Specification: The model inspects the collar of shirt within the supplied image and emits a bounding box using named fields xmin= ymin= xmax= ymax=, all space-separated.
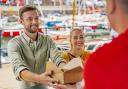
xmin=22 ymin=32 xmax=41 ymax=46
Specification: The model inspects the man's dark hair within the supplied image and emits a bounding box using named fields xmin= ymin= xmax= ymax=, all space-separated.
xmin=19 ymin=5 xmax=40 ymax=18
xmin=118 ymin=0 xmax=128 ymax=13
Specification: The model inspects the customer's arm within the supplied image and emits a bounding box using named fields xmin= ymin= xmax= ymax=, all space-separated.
xmin=7 ymin=39 xmax=57 ymax=86
xmin=48 ymin=37 xmax=66 ymax=66
xmin=20 ymin=69 xmax=57 ymax=86
xmin=7 ymin=39 xmax=29 ymax=80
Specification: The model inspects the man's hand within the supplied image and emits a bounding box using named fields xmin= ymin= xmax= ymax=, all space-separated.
xmin=37 ymin=71 xmax=58 ymax=86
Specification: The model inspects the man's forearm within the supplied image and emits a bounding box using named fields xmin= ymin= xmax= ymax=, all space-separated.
xmin=20 ymin=69 xmax=40 ymax=83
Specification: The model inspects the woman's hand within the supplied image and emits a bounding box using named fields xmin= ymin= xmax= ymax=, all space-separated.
xmin=53 ymin=84 xmax=77 ymax=89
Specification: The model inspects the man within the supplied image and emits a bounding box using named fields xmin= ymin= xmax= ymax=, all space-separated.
xmin=7 ymin=5 xmax=65 ymax=89
xmin=84 ymin=0 xmax=128 ymax=89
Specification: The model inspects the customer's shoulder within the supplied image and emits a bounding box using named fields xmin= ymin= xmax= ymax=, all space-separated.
xmin=61 ymin=51 xmax=70 ymax=62
xmin=93 ymin=43 xmax=110 ymax=53
xmin=39 ymin=33 xmax=49 ymax=38
xmin=7 ymin=35 xmax=23 ymax=48
xmin=8 ymin=35 xmax=21 ymax=43
xmin=39 ymin=33 xmax=52 ymax=40
xmin=88 ymin=42 xmax=112 ymax=61
xmin=61 ymin=51 xmax=68 ymax=56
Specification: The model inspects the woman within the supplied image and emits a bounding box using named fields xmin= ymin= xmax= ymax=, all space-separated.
xmin=62 ymin=28 xmax=90 ymax=63
xmin=56 ymin=28 xmax=90 ymax=89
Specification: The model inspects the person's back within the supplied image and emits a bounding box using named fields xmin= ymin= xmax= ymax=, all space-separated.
xmin=84 ymin=0 xmax=128 ymax=89
xmin=84 ymin=30 xmax=128 ymax=89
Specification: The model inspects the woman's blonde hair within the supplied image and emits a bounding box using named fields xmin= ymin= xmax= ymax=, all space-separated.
xmin=70 ymin=28 xmax=84 ymax=38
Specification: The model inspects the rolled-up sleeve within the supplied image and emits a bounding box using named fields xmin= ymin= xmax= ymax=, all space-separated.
xmin=48 ymin=37 xmax=65 ymax=66
xmin=7 ymin=39 xmax=29 ymax=80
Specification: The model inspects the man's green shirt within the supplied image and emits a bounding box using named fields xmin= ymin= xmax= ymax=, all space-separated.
xmin=7 ymin=32 xmax=63 ymax=88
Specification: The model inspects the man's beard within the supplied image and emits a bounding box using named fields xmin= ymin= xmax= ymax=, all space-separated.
xmin=29 ymin=28 xmax=37 ymax=33
xmin=26 ymin=25 xmax=38 ymax=33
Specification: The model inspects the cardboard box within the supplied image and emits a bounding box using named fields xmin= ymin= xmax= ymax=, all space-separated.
xmin=46 ymin=58 xmax=83 ymax=84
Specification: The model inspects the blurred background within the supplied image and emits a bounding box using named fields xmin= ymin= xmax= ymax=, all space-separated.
xmin=0 ymin=0 xmax=117 ymax=88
